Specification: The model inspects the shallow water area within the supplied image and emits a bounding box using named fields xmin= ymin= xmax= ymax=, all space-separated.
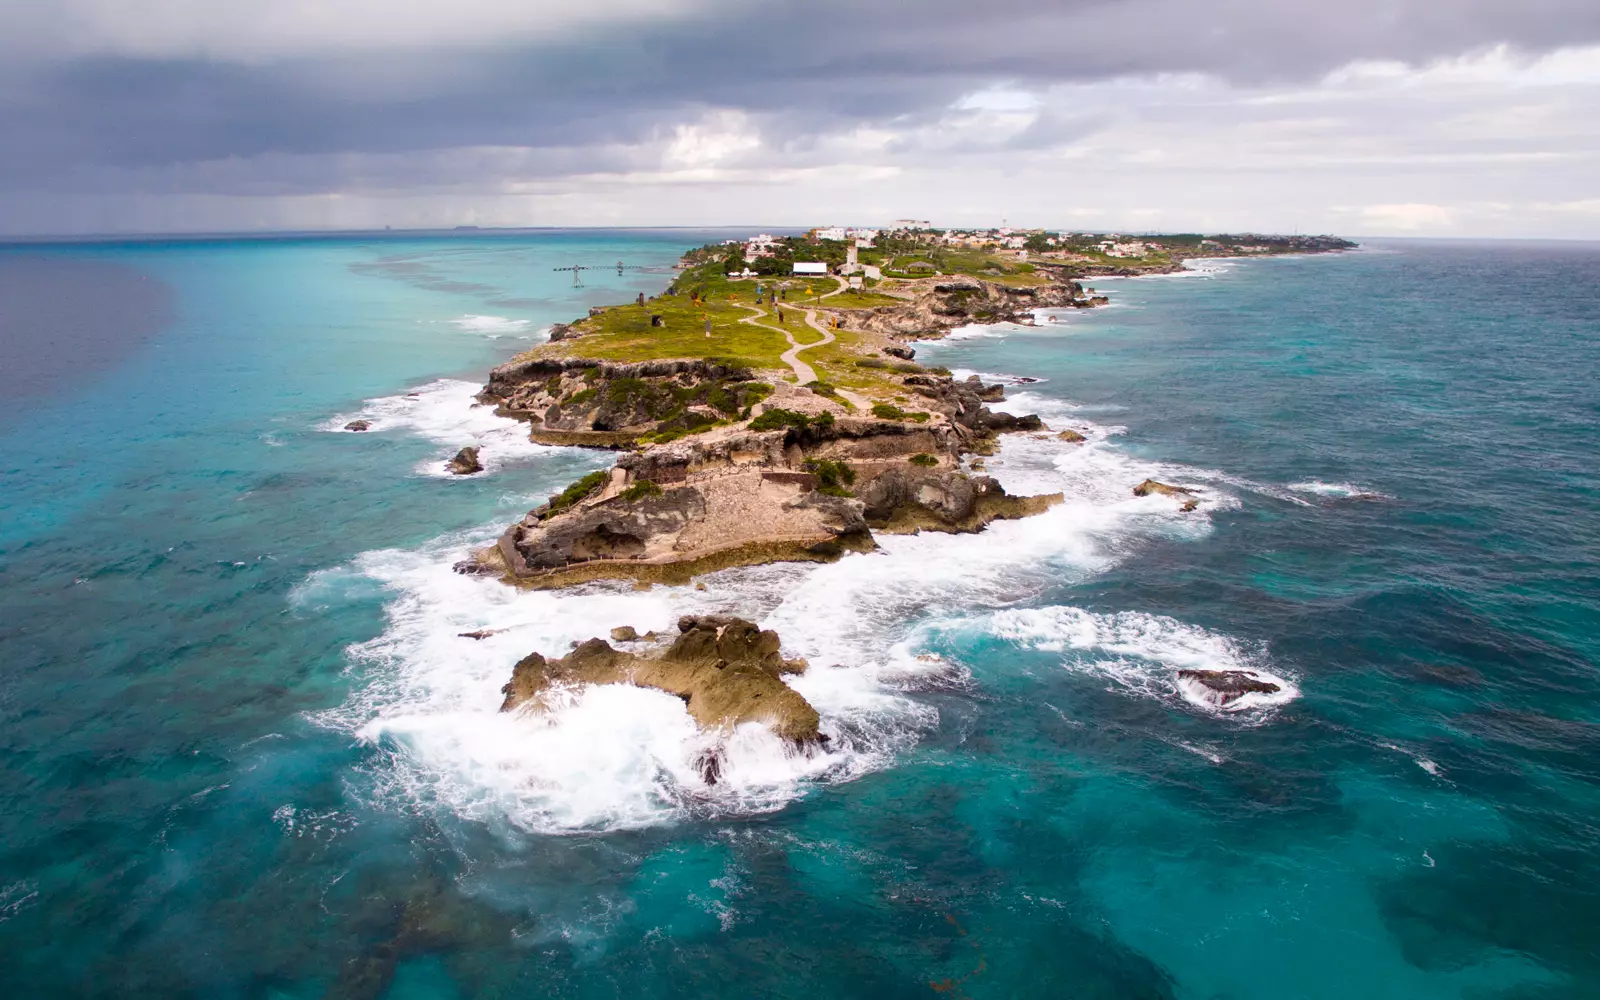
xmin=3 ymin=234 xmax=1600 ymax=998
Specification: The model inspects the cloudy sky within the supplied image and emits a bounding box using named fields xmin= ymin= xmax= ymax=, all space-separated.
xmin=2 ymin=0 xmax=1598 ymax=238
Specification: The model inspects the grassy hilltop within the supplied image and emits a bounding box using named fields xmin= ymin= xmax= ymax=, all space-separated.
xmin=518 ymin=227 xmax=1354 ymax=395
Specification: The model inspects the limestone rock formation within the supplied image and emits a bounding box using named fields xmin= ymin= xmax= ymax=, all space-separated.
xmin=511 ymin=485 xmax=708 ymax=571
xmin=477 ymin=356 xmax=768 ymax=443
xmin=463 ymin=362 xmax=1061 ymax=586
xmin=500 ymin=615 xmax=820 ymax=746
xmin=1057 ymin=429 xmax=1087 ymax=443
xmin=344 ymin=419 xmax=371 ymax=432
xmin=848 ymin=276 xmax=1090 ymax=341
xmin=446 ymin=446 xmax=483 ymax=475
xmin=857 ymin=466 xmax=1061 ymax=533
xmin=900 ymin=373 xmax=1042 ymax=443
xmin=609 ymin=625 xmax=639 ymax=642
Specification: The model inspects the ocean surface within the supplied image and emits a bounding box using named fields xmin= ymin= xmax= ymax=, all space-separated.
xmin=2 ymin=232 xmax=1598 ymax=998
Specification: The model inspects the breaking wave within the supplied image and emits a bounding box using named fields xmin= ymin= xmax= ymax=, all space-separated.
xmin=1288 ymin=480 xmax=1393 ymax=501
xmin=307 ymin=363 xmax=1299 ymax=834
xmin=450 ymin=315 xmax=536 ymax=337
xmin=321 ymin=378 xmax=553 ymax=476
xmin=981 ymin=605 xmax=1299 ymax=715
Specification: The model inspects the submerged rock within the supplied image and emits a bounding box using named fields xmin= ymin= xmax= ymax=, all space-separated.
xmin=344 ymin=419 xmax=371 ymax=432
xmin=1057 ymin=429 xmax=1086 ymax=443
xmin=500 ymin=616 xmax=820 ymax=744
xmin=1177 ymin=669 xmax=1280 ymax=705
xmin=446 ymin=446 xmax=483 ymax=475
xmin=1133 ymin=478 xmax=1195 ymax=498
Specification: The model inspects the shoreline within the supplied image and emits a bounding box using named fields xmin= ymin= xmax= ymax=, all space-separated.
xmin=428 ymin=230 xmax=1349 ymax=740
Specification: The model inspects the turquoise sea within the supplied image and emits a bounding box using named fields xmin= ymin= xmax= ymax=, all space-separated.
xmin=1 ymin=232 xmax=1598 ymax=998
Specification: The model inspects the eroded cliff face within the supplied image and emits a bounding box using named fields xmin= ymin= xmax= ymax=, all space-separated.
xmin=849 ymin=276 xmax=1093 ymax=341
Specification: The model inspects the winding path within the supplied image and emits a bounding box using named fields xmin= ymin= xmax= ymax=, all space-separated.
xmin=737 ymin=296 xmax=870 ymax=409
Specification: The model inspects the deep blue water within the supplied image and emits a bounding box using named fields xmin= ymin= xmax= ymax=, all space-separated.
xmin=1 ymin=234 xmax=1598 ymax=998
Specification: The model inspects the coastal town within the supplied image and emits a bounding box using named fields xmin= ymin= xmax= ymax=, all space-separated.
xmin=713 ymin=224 xmax=1354 ymax=283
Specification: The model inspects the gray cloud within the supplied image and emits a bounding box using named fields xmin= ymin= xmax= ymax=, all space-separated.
xmin=0 ymin=0 xmax=1597 ymax=235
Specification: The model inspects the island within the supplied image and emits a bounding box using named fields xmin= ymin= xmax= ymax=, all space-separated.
xmin=451 ymin=225 xmax=1351 ymax=755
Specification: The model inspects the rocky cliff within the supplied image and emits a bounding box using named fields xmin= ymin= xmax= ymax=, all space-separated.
xmin=849 ymin=277 xmax=1093 ymax=341
xmin=477 ymin=357 xmax=773 ymax=446
xmin=461 ymin=369 xmax=1063 ymax=588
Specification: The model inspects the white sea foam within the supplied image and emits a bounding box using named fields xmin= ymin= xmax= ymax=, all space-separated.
xmin=310 ymin=537 xmax=936 ymax=834
xmin=310 ymin=420 xmax=1227 ymax=834
xmin=1089 ymin=258 xmax=1240 ymax=281
xmin=940 ymin=322 xmax=1012 ymax=341
xmin=311 ymin=373 xmax=1295 ymax=833
xmin=450 ymin=315 xmax=536 ymax=338
xmin=949 ymin=368 xmax=1049 ymax=387
xmin=322 ymin=378 xmax=553 ymax=476
xmin=979 ymin=398 xmax=1238 ymax=519
xmin=1287 ymin=480 xmax=1392 ymax=501
xmin=1378 ymin=741 xmax=1443 ymax=777
xmin=982 ymin=605 xmax=1299 ymax=715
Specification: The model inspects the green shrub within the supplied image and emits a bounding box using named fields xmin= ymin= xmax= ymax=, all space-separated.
xmin=548 ymin=470 xmax=609 ymax=513
xmin=872 ymin=402 xmax=929 ymax=423
xmin=802 ymin=458 xmax=856 ymax=497
xmin=618 ymin=479 xmax=664 ymax=503
xmin=749 ymin=407 xmax=813 ymax=432
xmin=606 ymin=377 xmax=653 ymax=404
xmin=909 ymin=453 xmax=939 ymax=467
xmin=641 ymin=417 xmax=723 ymax=445
xmin=707 ymin=385 xmax=739 ymax=415
xmin=855 ymin=358 xmax=889 ymax=369
xmin=562 ymin=386 xmax=598 ymax=406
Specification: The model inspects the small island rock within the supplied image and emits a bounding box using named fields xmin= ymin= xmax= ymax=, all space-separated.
xmin=501 ymin=615 xmax=820 ymax=745
xmin=345 ymin=419 xmax=371 ymax=432
xmin=1133 ymin=478 xmax=1195 ymax=498
xmin=446 ymin=446 xmax=483 ymax=475
xmin=1177 ymin=669 xmax=1280 ymax=705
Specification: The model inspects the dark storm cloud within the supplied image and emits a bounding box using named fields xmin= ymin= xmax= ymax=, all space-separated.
xmin=2 ymin=0 xmax=1597 ymax=195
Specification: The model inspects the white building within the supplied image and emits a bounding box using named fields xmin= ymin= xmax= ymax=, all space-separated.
xmin=1099 ymin=240 xmax=1149 ymax=258
xmin=744 ymin=233 xmax=780 ymax=258
xmin=813 ymin=227 xmax=847 ymax=241
xmin=793 ymin=261 xmax=828 ymax=276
